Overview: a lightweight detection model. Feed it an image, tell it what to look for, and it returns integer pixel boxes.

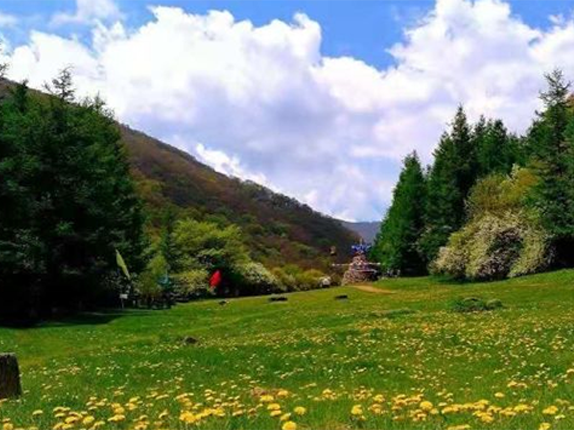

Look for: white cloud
[0,12,18,28]
[195,142,270,187]
[51,0,121,26]
[3,0,574,220]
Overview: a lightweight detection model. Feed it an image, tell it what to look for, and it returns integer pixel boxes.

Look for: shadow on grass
[2,308,155,329]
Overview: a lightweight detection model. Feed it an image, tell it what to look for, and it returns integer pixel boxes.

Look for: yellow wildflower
[294,406,307,415]
[282,421,297,430]
[543,406,558,415]
[420,401,433,412]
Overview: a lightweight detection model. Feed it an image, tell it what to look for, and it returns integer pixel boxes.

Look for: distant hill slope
[0,78,359,270]
[122,127,359,269]
[341,221,381,243]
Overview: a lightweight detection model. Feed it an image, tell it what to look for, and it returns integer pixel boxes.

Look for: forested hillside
[122,126,358,269]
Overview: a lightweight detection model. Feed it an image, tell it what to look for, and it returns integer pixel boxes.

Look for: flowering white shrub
[238,262,280,294]
[433,168,552,280]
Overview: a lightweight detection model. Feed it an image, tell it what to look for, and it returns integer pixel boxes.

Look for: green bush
[297,269,326,291]
[237,262,280,295]
[270,266,326,292]
[434,211,551,280]
[450,297,503,313]
[271,267,296,292]
[137,253,169,302]
[173,269,210,299]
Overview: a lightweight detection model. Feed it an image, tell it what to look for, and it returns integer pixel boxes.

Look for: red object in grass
[209,270,222,289]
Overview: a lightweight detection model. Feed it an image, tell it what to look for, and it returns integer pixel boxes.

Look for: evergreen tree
[373,152,427,275]
[475,118,515,176]
[419,134,461,262]
[528,69,574,265]
[0,71,146,322]
[420,106,476,262]
[451,106,478,196]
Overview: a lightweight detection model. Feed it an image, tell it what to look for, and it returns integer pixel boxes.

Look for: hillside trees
[372,152,427,275]
[0,72,145,322]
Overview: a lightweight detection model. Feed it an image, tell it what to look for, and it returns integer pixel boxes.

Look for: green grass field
[2,271,574,430]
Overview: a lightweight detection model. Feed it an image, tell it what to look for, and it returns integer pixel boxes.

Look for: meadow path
[352,284,394,294]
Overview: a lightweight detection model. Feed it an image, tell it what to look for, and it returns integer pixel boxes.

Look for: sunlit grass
[2,270,574,429]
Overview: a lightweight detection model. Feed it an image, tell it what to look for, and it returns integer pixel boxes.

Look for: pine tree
[528,69,574,265]
[373,152,427,275]
[0,71,146,321]
[419,106,476,263]
[419,134,461,262]
[473,117,521,178]
[450,106,477,197]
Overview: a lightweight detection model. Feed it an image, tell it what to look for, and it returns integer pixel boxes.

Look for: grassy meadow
[2,271,574,430]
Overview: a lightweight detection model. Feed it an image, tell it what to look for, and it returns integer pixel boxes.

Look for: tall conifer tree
[0,71,146,321]
[420,106,476,262]
[373,152,427,275]
[528,69,574,264]
[474,118,515,176]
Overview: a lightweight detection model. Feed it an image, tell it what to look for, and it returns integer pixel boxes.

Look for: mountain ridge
[120,125,360,269]
[341,221,381,243]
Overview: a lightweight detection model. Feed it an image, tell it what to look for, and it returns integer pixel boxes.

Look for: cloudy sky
[0,0,573,221]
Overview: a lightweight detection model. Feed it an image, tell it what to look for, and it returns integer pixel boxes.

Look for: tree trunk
[0,353,21,399]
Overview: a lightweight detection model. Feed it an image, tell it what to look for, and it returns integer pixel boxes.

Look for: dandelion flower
[543,406,558,415]
[420,401,433,412]
[282,421,297,430]
[294,406,307,415]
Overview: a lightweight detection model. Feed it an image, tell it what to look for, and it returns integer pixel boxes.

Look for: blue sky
[4,1,573,67]
[1,0,574,220]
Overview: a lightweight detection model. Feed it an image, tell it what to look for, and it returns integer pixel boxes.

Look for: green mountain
[121,126,358,270]
[341,221,381,243]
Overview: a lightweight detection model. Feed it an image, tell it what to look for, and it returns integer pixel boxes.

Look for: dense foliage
[150,219,326,300]
[372,152,427,275]
[374,70,574,281]
[433,168,551,280]
[527,70,574,266]
[0,72,146,322]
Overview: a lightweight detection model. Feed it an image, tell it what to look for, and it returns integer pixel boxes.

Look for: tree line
[372,70,574,280]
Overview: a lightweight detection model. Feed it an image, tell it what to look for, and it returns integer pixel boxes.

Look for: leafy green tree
[420,135,462,262]
[373,152,427,275]
[451,106,478,197]
[171,219,251,295]
[527,69,574,264]
[138,252,169,307]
